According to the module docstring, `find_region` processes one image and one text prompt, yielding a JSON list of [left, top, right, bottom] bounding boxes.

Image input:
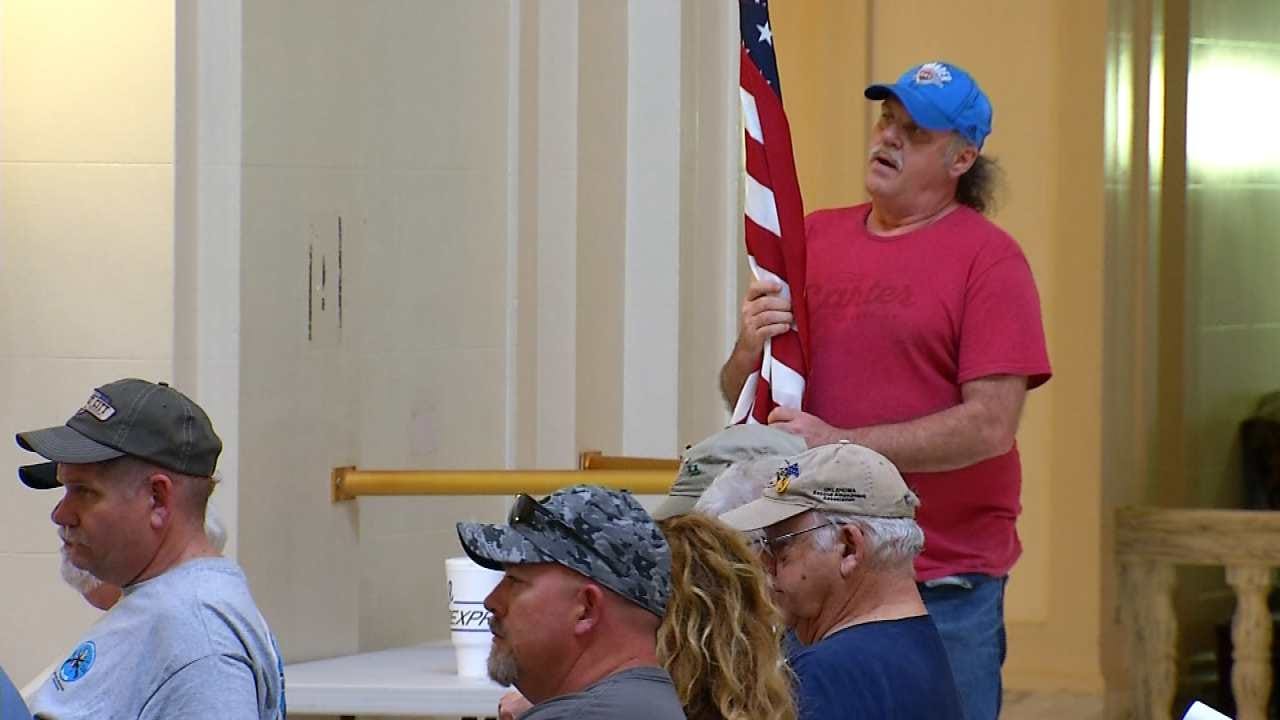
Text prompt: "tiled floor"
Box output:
[[1002, 690, 1105, 720]]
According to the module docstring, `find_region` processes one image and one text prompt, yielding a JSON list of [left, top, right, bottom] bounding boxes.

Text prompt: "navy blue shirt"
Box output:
[[789, 615, 963, 720]]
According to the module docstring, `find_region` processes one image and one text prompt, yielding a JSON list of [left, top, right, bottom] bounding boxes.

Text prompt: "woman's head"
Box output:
[[657, 513, 796, 720]]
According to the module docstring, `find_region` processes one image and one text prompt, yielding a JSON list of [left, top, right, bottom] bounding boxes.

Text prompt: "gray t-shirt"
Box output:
[[522, 666, 686, 719], [29, 557, 285, 720]]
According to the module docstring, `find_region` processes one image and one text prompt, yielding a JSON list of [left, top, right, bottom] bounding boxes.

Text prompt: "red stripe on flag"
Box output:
[[740, 50, 809, 357], [734, 43, 809, 425], [745, 136, 770, 187]]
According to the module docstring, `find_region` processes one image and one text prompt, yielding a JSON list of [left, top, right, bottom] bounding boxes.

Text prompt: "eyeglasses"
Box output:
[[508, 494, 625, 577], [753, 521, 834, 563]]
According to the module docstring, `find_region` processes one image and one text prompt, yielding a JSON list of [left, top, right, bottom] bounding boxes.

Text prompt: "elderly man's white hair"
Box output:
[[203, 510, 227, 552], [60, 508, 229, 595], [692, 455, 787, 518], [812, 512, 925, 570]]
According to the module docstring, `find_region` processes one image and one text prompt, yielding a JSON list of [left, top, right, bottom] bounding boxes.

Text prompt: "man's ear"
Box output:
[[948, 143, 978, 178], [147, 472, 175, 530], [837, 523, 867, 577], [572, 583, 605, 636]]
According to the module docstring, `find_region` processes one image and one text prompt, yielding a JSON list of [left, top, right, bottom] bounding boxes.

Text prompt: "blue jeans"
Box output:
[[919, 574, 1008, 720]]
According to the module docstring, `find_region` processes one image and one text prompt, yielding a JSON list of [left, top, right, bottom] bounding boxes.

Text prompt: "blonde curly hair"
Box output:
[[657, 514, 796, 720]]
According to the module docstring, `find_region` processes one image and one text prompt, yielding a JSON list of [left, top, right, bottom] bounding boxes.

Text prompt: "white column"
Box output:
[[622, 0, 682, 457], [174, 0, 242, 558], [534, 0, 580, 469]]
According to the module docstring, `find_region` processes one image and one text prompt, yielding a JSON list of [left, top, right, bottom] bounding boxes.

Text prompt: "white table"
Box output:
[[285, 642, 504, 718]]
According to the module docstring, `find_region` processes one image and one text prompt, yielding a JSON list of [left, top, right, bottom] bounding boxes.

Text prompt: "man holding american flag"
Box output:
[[719, 6, 1051, 717]]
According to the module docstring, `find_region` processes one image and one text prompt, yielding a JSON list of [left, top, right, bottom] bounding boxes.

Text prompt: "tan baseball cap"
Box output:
[[718, 442, 919, 531], [653, 424, 807, 520]]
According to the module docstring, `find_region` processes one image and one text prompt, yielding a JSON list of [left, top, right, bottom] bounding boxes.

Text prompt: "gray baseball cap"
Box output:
[[16, 378, 222, 488], [653, 424, 807, 520], [457, 485, 672, 617], [719, 442, 920, 532]]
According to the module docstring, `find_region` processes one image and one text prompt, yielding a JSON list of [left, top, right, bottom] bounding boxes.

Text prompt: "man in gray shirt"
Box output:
[[16, 378, 285, 720], [457, 485, 686, 719]]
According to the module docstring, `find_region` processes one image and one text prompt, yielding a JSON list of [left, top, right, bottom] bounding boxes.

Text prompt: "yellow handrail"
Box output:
[[578, 451, 680, 471], [331, 451, 678, 502]]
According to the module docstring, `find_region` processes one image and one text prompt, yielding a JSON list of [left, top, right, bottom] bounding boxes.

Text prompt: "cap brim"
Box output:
[[16, 426, 125, 465], [456, 522, 547, 572], [864, 83, 895, 101], [652, 494, 698, 521], [863, 83, 954, 133], [718, 496, 811, 532], [18, 462, 60, 490]]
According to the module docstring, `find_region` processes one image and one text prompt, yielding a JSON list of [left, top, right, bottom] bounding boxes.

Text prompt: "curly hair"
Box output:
[[955, 154, 1002, 215], [657, 514, 796, 720]]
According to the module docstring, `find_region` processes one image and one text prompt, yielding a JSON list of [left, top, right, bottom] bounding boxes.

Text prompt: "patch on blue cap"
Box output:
[[911, 62, 952, 88]]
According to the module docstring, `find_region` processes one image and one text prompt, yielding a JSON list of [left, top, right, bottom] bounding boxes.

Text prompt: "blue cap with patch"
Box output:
[[865, 61, 992, 149]]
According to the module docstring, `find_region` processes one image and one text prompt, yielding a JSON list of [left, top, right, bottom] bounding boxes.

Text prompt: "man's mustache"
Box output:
[[868, 144, 903, 170]]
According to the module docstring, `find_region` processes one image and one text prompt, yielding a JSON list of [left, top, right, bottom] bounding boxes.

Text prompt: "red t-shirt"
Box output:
[[803, 203, 1051, 580]]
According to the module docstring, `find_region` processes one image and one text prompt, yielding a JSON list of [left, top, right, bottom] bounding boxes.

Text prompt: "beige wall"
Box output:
[[1, 0, 1126, 706], [575, 0, 740, 459], [176, 0, 739, 679], [773, 0, 1109, 693], [228, 0, 520, 662], [575, 0, 630, 459], [0, 0, 175, 684], [772, 0, 872, 213], [515, 0, 579, 470], [678, 0, 741, 444]]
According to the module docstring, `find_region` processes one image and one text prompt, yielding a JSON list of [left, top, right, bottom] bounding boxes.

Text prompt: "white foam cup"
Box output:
[[1181, 701, 1230, 720], [446, 556, 504, 678]]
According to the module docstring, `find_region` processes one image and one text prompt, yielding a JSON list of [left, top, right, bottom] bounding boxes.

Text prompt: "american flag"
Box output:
[[731, 0, 809, 425]]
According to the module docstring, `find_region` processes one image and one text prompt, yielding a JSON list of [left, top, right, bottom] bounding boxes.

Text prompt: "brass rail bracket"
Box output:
[[332, 465, 356, 503]]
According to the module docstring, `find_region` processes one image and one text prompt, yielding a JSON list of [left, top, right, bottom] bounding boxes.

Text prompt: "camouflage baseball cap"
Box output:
[[719, 442, 920, 531], [456, 485, 672, 617], [653, 424, 807, 520]]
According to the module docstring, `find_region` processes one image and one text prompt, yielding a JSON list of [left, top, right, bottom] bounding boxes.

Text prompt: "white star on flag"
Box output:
[[757, 22, 773, 45]]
